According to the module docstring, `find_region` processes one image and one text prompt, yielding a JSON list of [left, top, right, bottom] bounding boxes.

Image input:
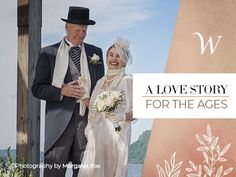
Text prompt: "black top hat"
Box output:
[[61, 6, 95, 25]]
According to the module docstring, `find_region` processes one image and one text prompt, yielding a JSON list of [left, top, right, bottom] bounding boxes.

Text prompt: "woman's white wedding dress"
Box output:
[[78, 70, 132, 177]]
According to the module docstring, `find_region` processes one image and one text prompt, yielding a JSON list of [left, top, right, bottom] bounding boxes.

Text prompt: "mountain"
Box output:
[[128, 130, 151, 164]]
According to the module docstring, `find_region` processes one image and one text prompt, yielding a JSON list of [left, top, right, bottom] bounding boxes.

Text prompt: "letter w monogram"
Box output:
[[192, 32, 223, 55]]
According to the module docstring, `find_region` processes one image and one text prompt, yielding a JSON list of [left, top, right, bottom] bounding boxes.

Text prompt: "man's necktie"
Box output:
[[69, 46, 81, 73]]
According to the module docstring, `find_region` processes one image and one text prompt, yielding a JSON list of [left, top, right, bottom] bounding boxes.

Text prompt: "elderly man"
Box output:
[[32, 6, 104, 177]]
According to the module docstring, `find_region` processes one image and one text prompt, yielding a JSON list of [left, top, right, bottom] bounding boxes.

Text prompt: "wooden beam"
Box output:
[[17, 0, 29, 163], [17, 0, 41, 176]]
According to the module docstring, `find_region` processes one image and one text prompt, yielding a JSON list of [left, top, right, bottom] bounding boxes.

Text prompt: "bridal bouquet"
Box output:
[[93, 90, 124, 131]]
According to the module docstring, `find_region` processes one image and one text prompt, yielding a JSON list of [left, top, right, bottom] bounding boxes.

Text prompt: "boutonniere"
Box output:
[[89, 53, 101, 65]]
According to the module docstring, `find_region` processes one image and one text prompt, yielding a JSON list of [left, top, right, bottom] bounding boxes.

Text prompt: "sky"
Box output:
[[0, 0, 180, 150]]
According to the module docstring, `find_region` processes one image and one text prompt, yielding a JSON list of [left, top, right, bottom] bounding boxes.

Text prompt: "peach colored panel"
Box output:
[[165, 0, 236, 73], [142, 119, 236, 177], [142, 0, 236, 176]]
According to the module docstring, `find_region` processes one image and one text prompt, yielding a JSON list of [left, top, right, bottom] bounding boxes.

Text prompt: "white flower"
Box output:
[[105, 97, 113, 107], [89, 53, 101, 65], [93, 90, 125, 132], [96, 100, 105, 112], [93, 91, 124, 113], [111, 90, 120, 98]]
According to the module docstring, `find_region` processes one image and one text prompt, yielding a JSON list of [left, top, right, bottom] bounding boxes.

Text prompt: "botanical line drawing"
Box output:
[[156, 152, 183, 177], [186, 124, 233, 177], [156, 124, 234, 177]]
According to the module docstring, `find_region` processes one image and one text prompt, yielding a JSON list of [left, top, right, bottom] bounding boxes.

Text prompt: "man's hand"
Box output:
[[61, 80, 85, 99], [83, 98, 90, 108]]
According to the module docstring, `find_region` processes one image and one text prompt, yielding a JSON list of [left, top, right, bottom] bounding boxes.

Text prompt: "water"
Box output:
[[127, 164, 143, 177], [40, 164, 143, 177]]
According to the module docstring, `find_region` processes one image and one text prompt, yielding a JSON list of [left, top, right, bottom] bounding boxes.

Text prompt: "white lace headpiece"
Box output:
[[113, 37, 132, 65]]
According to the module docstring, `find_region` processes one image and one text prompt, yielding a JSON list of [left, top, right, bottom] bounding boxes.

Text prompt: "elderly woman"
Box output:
[[78, 37, 133, 177]]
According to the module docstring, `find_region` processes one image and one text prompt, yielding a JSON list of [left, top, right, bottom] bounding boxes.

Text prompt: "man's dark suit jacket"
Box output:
[[32, 41, 104, 153]]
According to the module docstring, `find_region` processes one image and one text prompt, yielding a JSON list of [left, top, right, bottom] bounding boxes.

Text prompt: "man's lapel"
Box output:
[[84, 43, 95, 79]]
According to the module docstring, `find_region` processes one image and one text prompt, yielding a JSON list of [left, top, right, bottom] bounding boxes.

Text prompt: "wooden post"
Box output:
[[17, 0, 41, 176]]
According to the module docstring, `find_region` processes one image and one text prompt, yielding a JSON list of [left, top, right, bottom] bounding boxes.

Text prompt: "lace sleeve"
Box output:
[[123, 75, 133, 114]]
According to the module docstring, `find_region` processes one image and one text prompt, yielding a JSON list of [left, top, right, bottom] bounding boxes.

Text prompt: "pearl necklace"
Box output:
[[103, 74, 118, 88], [103, 68, 124, 89], [105, 75, 117, 82]]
